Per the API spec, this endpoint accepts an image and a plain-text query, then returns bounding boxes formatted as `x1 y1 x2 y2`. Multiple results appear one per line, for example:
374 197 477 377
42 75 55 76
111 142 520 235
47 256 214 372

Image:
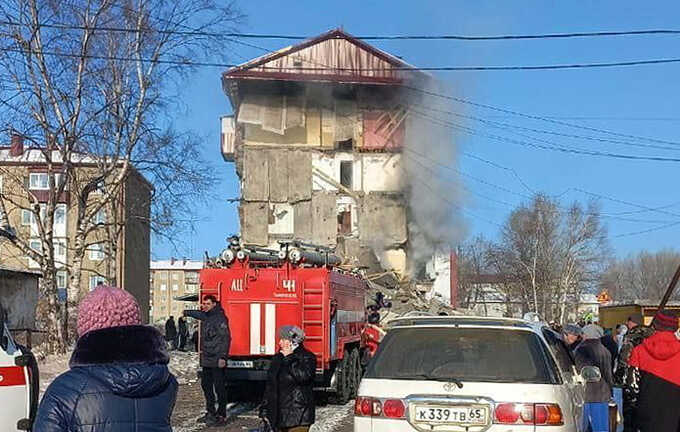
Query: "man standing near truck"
183 295 231 426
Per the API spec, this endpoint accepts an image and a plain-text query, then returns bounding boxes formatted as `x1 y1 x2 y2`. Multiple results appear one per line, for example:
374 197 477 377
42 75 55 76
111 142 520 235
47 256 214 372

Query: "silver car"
355 316 599 431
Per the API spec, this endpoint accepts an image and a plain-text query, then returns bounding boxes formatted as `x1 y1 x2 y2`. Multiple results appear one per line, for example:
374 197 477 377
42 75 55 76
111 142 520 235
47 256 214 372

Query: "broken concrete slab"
243 149 269 201
268 149 289 202
359 193 407 247
293 200 312 242
288 150 312 202
311 191 337 246
239 202 269 246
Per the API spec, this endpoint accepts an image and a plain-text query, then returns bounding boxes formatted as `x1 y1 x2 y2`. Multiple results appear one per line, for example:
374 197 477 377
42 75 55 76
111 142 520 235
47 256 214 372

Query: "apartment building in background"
149 259 202 324
0 134 152 321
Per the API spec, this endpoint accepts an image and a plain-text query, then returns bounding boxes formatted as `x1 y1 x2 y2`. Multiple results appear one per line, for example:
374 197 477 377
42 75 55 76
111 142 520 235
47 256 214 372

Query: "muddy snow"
38 350 353 431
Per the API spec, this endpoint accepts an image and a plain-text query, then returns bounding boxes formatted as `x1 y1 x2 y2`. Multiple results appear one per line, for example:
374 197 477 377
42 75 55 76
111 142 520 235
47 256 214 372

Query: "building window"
172 284 179 291
54 205 66 225
54 239 67 266
160 272 167 280
172 272 180 281
29 173 49 190
21 209 32 225
27 239 41 268
56 271 67 289
94 209 106 224
186 272 199 283
160 284 167 292
89 275 107 290
88 243 105 261
186 284 197 293
340 161 353 189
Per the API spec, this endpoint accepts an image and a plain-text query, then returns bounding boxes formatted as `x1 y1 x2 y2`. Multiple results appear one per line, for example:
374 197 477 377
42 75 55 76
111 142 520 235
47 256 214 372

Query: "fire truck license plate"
227 360 254 368
414 406 487 424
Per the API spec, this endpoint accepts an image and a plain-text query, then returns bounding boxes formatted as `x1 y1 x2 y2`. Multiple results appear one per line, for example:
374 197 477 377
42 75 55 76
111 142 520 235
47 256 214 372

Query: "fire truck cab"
0 308 39 431
200 241 368 403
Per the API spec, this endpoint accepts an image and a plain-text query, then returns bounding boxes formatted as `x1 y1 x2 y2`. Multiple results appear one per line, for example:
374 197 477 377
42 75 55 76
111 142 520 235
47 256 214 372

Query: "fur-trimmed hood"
70 325 172 398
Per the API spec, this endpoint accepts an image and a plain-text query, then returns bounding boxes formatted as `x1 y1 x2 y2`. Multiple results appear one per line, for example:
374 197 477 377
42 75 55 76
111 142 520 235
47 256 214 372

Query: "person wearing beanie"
33 285 178 432
260 325 316 432
575 323 613 432
614 315 655 432
562 323 584 351
629 310 680 432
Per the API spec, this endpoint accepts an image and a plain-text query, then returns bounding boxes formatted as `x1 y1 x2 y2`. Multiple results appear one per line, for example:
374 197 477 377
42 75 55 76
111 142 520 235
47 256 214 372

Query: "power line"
403 167 504 227
405 147 680 228
5 46 680 72
414 102 680 152
404 86 680 147
411 108 680 163
4 21 680 41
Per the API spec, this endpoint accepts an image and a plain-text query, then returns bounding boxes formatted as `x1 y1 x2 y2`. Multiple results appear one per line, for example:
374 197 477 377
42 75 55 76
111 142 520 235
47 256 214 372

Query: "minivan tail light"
494 403 563 426
355 397 372 416
354 397 405 419
383 399 405 418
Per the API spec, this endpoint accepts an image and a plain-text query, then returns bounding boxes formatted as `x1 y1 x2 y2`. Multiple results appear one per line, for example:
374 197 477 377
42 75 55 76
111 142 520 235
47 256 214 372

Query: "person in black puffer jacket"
34 285 177 432
183 295 231 425
261 325 317 432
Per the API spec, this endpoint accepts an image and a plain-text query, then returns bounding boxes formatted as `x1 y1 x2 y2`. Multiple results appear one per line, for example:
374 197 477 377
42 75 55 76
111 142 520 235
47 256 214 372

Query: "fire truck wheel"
329 350 352 405
349 348 361 398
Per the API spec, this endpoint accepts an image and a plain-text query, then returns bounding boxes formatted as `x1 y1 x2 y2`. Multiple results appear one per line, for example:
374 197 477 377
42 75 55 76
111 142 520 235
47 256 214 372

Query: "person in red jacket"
629 310 680 432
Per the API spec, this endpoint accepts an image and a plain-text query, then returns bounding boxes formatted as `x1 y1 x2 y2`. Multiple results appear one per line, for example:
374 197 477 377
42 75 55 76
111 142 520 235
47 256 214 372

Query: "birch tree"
0 0 240 352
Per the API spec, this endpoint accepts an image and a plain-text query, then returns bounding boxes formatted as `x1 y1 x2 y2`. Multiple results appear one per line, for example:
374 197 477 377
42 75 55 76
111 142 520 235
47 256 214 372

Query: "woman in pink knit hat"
34 285 178 432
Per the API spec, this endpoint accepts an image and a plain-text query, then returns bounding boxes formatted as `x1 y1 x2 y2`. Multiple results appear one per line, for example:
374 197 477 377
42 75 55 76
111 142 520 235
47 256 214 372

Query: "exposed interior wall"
234 83 412 276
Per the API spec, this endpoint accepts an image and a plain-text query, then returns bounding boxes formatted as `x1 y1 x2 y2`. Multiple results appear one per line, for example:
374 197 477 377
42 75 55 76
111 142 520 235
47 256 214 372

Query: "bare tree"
0 0 240 352
487 194 609 321
457 235 492 311
601 249 680 302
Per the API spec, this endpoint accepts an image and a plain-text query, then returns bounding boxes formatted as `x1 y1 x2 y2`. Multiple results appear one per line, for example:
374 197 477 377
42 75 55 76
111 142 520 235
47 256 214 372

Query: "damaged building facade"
220 29 431 276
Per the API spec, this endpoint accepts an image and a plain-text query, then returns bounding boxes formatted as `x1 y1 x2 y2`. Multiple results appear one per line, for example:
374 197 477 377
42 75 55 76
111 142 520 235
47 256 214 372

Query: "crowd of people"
557 311 680 432
28 284 680 432
33 286 317 432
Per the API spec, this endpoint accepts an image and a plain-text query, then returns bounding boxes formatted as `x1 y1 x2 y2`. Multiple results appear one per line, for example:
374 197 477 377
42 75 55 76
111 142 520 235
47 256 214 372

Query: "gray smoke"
401 81 467 275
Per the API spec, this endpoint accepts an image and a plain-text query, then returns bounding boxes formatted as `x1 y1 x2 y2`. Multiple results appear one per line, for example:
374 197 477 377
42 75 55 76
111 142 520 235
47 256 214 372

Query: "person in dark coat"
615 315 655 432
575 324 613 432
600 331 619 373
178 316 189 351
562 324 584 351
183 295 231 425
165 315 178 350
261 325 317 432
33 285 178 432
629 310 680 432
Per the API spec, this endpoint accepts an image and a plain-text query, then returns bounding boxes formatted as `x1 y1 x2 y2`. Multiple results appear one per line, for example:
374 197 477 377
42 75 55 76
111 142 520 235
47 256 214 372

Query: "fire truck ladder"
301 282 325 373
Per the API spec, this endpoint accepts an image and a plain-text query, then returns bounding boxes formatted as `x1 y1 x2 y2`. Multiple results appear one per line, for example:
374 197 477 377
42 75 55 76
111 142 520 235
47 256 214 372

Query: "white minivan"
0 311 39 431
355 316 596 432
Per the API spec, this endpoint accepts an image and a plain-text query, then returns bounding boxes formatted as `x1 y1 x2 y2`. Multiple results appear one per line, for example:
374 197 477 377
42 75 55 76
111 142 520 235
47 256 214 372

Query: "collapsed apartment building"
220 29 452 296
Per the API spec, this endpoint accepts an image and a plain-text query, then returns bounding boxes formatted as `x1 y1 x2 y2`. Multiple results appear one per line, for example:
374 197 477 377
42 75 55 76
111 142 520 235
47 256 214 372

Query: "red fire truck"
199 240 369 403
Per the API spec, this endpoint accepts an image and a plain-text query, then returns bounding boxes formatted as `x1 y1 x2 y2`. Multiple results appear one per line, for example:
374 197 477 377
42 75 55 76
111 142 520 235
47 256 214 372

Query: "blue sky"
154 0 680 260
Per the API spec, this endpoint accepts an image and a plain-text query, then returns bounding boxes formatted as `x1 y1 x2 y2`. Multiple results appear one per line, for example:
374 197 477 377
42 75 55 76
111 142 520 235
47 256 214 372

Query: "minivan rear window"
365 327 558 384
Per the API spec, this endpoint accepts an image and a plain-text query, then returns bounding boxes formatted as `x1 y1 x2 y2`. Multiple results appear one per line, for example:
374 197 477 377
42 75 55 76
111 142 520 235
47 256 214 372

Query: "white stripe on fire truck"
265 303 276 355
250 303 261 355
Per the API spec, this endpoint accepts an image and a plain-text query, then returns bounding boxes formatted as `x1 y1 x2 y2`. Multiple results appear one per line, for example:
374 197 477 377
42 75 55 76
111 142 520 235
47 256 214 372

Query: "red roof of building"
223 28 426 85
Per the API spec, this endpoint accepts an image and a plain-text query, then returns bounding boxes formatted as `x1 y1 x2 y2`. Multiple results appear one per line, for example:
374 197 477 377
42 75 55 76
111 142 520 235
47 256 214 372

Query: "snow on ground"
37 350 353 431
